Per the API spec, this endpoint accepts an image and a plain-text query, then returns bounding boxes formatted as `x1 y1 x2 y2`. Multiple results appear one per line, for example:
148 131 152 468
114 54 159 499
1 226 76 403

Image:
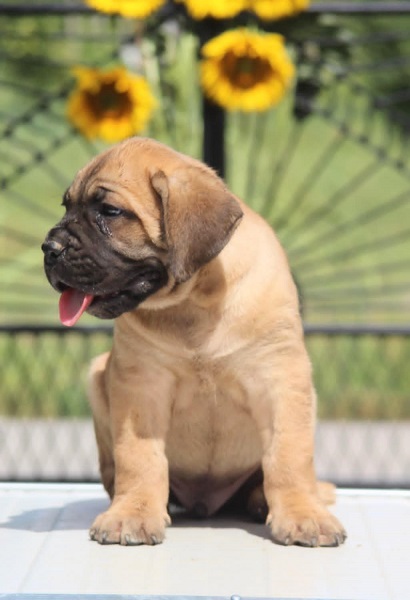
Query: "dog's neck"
139 255 228 312
115 257 230 355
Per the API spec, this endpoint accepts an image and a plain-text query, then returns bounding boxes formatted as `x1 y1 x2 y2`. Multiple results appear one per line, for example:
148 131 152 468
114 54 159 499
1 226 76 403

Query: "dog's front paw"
90 506 171 546
267 493 346 547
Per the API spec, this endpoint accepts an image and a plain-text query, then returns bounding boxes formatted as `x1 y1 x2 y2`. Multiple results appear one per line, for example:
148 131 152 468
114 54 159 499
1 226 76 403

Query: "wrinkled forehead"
66 138 194 201
67 147 124 199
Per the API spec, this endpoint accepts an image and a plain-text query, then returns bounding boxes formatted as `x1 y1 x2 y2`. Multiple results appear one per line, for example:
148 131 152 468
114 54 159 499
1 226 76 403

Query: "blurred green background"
1 2 410 421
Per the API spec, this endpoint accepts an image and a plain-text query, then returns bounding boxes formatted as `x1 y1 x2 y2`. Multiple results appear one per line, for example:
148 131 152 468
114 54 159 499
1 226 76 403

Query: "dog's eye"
100 204 123 218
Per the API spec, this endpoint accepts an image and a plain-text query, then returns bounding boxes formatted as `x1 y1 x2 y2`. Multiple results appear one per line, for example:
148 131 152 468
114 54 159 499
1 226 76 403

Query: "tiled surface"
0 484 409 599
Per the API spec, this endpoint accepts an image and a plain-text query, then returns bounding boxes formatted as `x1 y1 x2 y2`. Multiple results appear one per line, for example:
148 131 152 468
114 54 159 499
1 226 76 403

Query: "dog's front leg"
89 358 172 546
257 345 346 547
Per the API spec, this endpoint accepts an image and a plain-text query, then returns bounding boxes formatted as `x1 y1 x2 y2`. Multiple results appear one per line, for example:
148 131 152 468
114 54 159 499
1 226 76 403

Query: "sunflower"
85 0 166 19
250 0 310 21
67 66 156 142
178 0 308 20
178 0 248 19
200 29 295 112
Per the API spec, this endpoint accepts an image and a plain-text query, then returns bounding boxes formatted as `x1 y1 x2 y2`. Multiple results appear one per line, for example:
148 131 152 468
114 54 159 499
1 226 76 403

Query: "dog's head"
42 137 243 325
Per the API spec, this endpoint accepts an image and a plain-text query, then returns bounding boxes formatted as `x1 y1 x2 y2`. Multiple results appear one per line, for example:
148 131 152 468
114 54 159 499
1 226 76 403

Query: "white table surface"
0 483 409 600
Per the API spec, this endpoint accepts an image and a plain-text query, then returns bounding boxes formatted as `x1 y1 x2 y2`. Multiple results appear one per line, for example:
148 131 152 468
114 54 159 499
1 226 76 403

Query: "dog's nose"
42 239 65 265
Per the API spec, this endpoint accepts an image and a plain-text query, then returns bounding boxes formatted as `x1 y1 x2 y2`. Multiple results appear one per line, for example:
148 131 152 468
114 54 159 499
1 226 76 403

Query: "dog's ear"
151 166 243 282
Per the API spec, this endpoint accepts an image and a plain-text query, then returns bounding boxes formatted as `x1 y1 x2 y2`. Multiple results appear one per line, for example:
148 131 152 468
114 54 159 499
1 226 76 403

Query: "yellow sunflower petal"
179 0 247 20
85 0 166 19
250 0 310 21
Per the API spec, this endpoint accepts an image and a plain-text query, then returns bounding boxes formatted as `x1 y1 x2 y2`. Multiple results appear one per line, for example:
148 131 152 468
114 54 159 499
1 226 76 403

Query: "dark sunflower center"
85 82 133 118
222 52 273 89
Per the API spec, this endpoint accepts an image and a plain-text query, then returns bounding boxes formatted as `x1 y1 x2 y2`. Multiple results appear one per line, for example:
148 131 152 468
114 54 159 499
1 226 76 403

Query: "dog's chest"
165 359 262 514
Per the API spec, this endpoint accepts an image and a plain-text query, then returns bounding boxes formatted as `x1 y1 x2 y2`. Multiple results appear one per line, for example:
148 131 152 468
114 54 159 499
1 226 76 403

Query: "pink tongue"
59 289 94 327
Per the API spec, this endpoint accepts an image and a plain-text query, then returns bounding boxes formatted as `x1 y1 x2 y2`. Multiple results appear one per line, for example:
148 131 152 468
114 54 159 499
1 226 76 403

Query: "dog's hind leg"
247 483 268 523
88 352 115 499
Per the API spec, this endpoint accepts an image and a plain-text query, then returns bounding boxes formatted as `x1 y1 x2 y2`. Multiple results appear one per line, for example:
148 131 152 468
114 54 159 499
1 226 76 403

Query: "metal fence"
1 324 410 486
1 2 410 487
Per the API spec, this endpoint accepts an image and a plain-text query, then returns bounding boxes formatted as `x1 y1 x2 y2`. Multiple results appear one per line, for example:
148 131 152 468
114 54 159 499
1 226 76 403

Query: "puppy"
42 137 346 547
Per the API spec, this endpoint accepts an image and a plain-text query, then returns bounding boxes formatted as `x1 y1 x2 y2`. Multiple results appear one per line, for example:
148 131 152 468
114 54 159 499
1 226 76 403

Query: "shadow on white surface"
1 494 272 542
